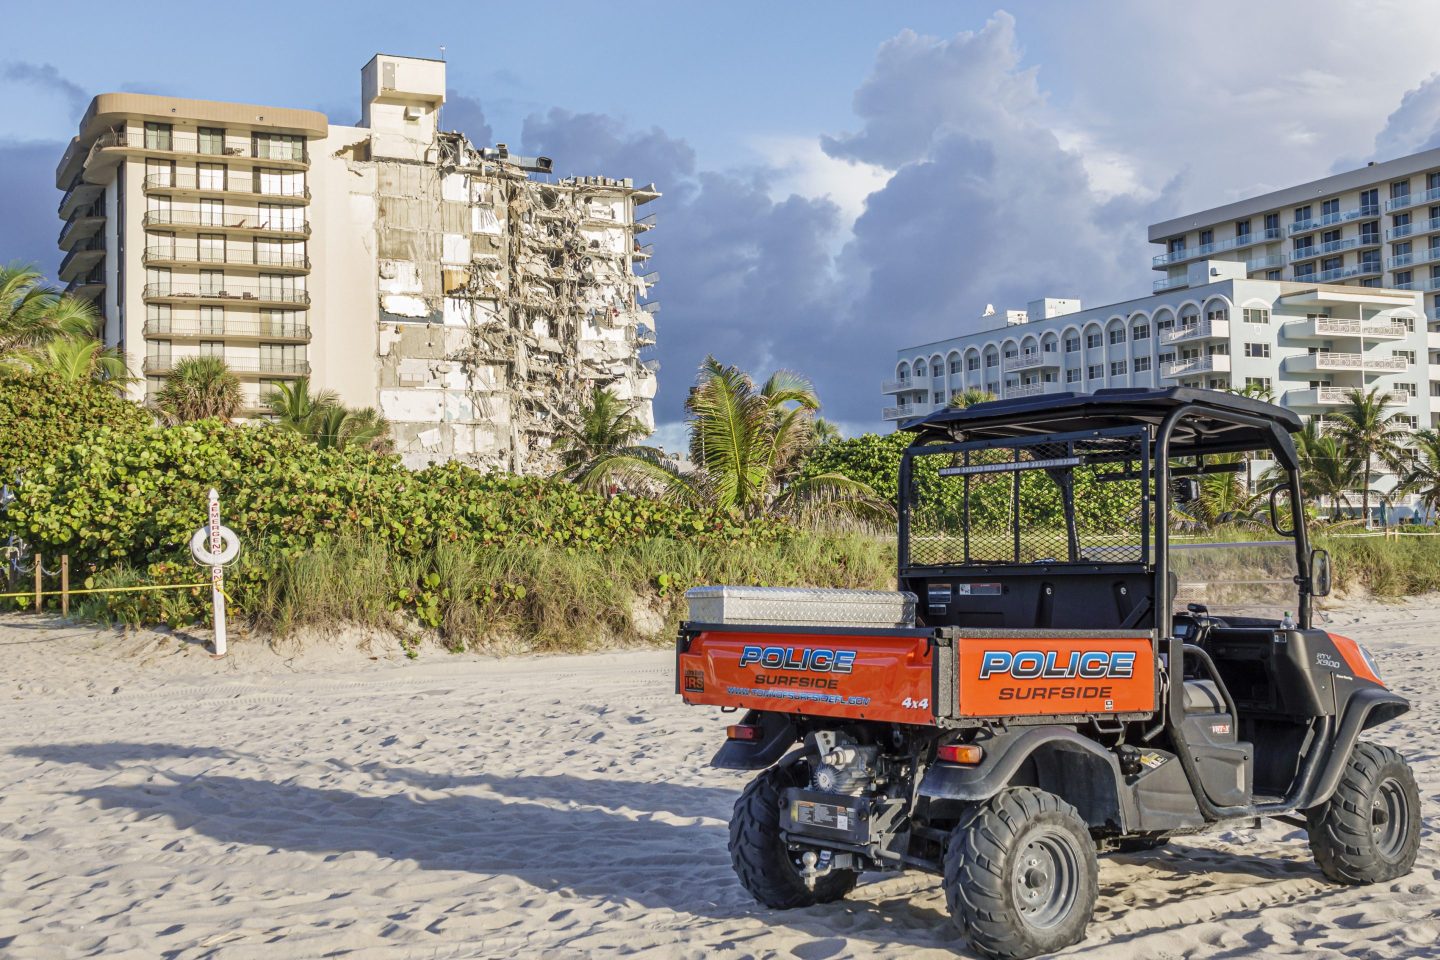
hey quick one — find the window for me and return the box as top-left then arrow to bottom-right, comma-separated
199,198 -> 224,226
146,302 -> 171,333
1266,270 -> 1282,280
949,359 -> 962,374
1086,332 -> 1103,348
198,234 -> 225,264
1294,205 -> 1312,228
1066,369 -> 1080,384
253,133 -> 304,161
1108,328 -> 1126,345
985,353 -> 999,368
1395,350 -> 1416,364
1206,306 -> 1229,323
1243,308 -> 1270,324
145,338 -> 172,369
1321,229 -> 1341,246
1087,364 -> 1103,380
1003,347 -> 1018,359
260,343 -> 306,372
1235,218 -> 1251,240
1292,237 -> 1315,257
1167,237 -> 1186,255
1264,212 -> 1280,233
145,157 -> 174,188
1394,414 -> 1418,430
199,269 -> 223,296
1430,172 -> 1440,191
1361,221 -> 1379,245
1199,229 -> 1214,246
197,163 -> 225,191
1064,335 -> 1080,353
198,127 -> 225,155
1321,256 -> 1342,273
1360,188 -> 1379,213
200,306 -> 223,335
146,266 -> 172,296
1134,357 -> 1152,373
143,121 -> 172,150
1361,250 -> 1381,271
1294,262 -> 1316,279
1110,360 -> 1128,377
1395,270 -> 1413,287
1391,180 -> 1411,201
1244,342 -> 1271,358
1208,343 -> 1230,356
1431,381 -> 1440,398
1321,198 -> 1340,217
1246,377 -> 1272,392
199,340 -> 224,358
1398,382 -> 1417,397
1401,316 -> 1416,332
1157,316 -> 1174,331
1133,323 -> 1150,341
1159,351 -> 1176,365
967,355 -> 980,371
262,309 -> 303,337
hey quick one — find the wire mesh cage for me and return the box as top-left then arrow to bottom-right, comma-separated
905,429 -> 1150,568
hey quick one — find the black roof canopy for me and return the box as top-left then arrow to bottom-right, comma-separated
901,387 -> 1303,461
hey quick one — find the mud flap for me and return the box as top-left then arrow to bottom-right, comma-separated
710,711 -> 798,770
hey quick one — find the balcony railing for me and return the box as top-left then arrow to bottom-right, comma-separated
1162,319 -> 1230,345
144,172 -> 310,200
1312,262 -> 1381,282
92,128 -> 308,165
1384,186 -> 1440,212
142,209 -> 310,236
882,404 -> 923,421
1004,383 -> 1047,399
1386,246 -> 1440,270
143,319 -> 311,342
1151,227 -> 1282,267
1246,253 -> 1285,271
881,378 -> 925,393
1289,206 -> 1380,235
1307,317 -> 1410,339
1391,275 -> 1440,292
1003,351 -> 1058,372
143,357 -> 310,377
57,180 -> 104,218
1162,354 -> 1230,378
58,237 -> 106,280
1301,351 -> 1408,372
142,282 -> 310,306
1384,217 -> 1440,241
632,243 -> 654,259
142,246 -> 310,270
58,209 -> 105,249
1153,274 -> 1189,293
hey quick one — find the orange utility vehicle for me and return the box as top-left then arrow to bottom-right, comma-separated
677,388 -> 1419,959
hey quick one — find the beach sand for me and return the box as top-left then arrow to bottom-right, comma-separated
0,599 -> 1435,959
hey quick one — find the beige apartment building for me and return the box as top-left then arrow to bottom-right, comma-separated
55,54 -> 660,472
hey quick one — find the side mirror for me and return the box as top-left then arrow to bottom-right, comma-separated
1172,477 -> 1200,505
1311,548 -> 1332,597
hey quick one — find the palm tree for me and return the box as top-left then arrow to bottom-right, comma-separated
1398,428 -> 1440,523
583,357 -> 889,522
813,418 -> 842,445
0,264 -> 97,354
307,403 -> 391,452
553,385 -> 658,480
1262,420 -> 1363,519
261,376 -> 340,431
1330,387 -> 1411,526
1187,455 -> 1265,527
949,388 -> 997,409
154,356 -> 244,423
8,334 -> 131,385
1227,380 -> 1275,491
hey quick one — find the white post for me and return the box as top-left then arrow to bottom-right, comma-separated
209,488 -> 227,657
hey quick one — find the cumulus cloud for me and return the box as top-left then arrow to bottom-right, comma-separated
1369,73 -> 1440,161
442,90 -> 493,147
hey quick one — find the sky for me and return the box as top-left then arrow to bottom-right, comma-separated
7,1 -> 1440,446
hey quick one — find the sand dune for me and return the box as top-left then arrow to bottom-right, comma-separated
0,600 -> 1436,958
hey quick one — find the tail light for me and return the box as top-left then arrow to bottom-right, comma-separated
726,724 -> 762,741
936,743 -> 984,764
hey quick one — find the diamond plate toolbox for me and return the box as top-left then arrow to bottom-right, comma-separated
684,586 -> 917,628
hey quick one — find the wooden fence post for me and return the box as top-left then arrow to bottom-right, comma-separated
61,555 -> 69,617
33,553 -> 42,613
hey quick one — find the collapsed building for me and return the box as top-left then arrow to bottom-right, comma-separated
56,53 -> 661,473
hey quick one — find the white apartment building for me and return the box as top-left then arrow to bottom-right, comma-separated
55,54 -> 660,472
883,261 -> 1429,509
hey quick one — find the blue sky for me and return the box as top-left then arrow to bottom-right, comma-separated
7,2 -> 1440,441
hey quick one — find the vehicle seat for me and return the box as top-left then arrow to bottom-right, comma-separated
1183,679 -> 1226,714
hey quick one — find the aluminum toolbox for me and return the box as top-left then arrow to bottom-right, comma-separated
684,586 -> 917,628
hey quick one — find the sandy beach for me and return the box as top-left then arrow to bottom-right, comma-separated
1,599 -> 1436,959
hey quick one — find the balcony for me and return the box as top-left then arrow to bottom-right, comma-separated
1162,318 -> 1230,345
143,318 -> 311,343
1004,382 -> 1049,399
86,128 -> 309,173
1285,387 -> 1408,409
1384,186 -> 1440,212
882,404 -> 927,421
1003,351 -> 1060,372
634,212 -> 657,233
1385,217 -> 1440,241
1151,226 -> 1282,268
1246,253 -> 1285,271
1285,351 -> 1409,374
1386,246 -> 1440,270
632,243 -> 654,260
142,281 -> 310,307
1391,275 -> 1440,293
1162,354 -> 1231,379
1153,274 -> 1189,293
1289,206 -> 1381,235
57,179 -> 104,219
1288,316 -> 1410,340
58,210 -> 105,250
57,237 -> 106,282
142,357 -> 310,377
144,172 -> 310,202
881,378 -> 926,394
142,209 -> 310,237
142,245 -> 310,273
1312,262 -> 1381,282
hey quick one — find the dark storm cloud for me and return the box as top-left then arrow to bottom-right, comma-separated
0,140 -> 64,276
1,62 -> 88,120
442,90 -> 493,147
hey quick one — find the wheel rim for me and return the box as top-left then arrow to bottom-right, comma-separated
1372,776 -> 1411,861
1011,831 -> 1080,929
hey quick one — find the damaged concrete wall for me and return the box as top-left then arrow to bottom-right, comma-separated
356,131 -> 660,472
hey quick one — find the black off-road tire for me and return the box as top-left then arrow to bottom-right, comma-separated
943,787 -> 1099,960
1306,742 -> 1421,885
728,764 -> 858,909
